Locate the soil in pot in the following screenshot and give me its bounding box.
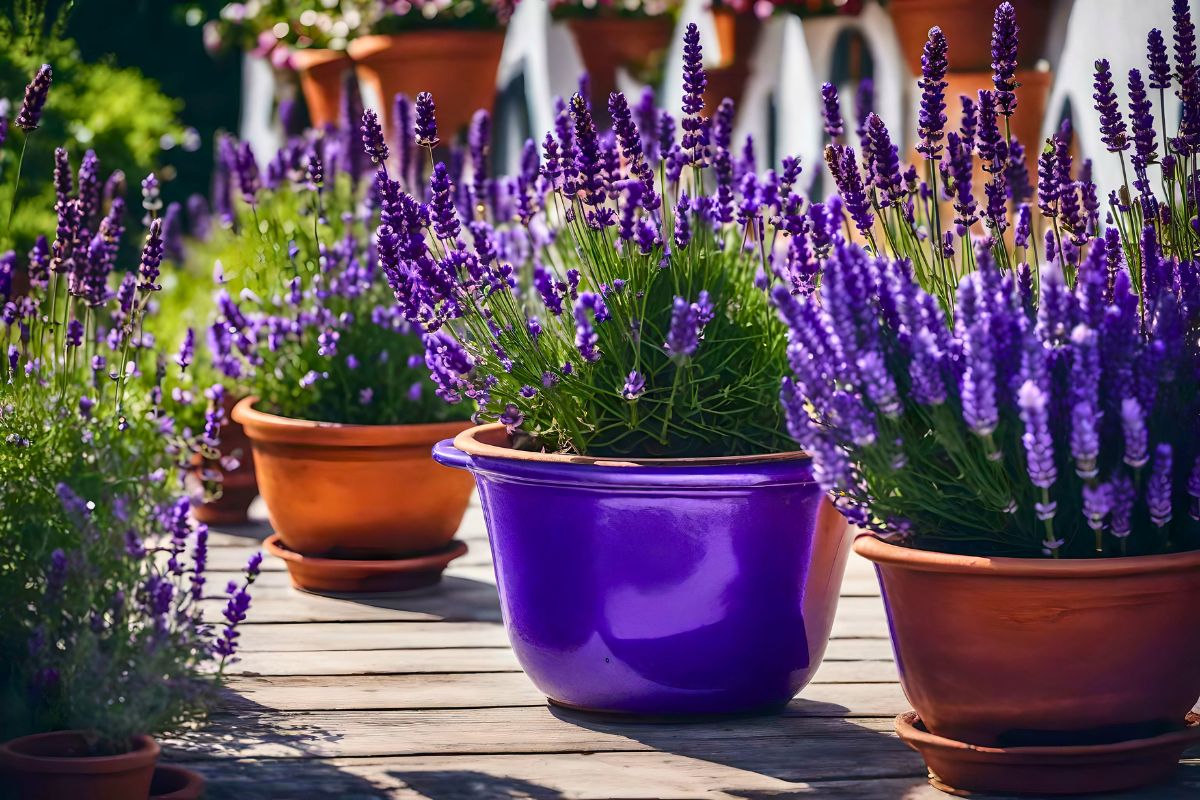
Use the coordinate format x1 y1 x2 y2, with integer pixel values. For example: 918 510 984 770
855 535 1200 749
433 423 852 715
0 731 159 800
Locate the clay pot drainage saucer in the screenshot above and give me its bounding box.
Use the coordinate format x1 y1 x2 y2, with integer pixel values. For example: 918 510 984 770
896 711 1200 796
265 534 468 594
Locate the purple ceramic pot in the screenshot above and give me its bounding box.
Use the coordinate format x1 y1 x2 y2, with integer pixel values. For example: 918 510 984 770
433 424 852 715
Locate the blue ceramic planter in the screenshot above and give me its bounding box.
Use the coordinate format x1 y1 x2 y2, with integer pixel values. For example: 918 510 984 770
433 424 851 715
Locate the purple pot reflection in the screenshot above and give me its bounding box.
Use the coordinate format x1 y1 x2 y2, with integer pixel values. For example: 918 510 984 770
433 424 851 715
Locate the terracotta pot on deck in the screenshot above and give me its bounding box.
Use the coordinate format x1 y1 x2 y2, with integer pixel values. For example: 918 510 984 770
0 731 159 800
888 0 1052 75
704 9 763 112
856 535 1200 794
291 48 353 128
233 397 474 591
566 17 676 124
348 31 505 145
192 393 258 526
149 764 206 800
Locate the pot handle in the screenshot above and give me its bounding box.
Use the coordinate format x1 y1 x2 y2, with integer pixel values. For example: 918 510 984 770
432 438 472 471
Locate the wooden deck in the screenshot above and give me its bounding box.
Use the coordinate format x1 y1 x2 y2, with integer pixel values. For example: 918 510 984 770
173 499 1200 799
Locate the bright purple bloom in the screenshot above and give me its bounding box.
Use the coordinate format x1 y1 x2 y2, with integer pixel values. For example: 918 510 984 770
680 23 708 164
1093 59 1129 153
820 83 844 140
991 2 1020 117
415 91 439 148
621 370 646 400
360 109 389 166
1148 28 1172 90
16 64 51 131
1148 444 1174 526
917 27 949 158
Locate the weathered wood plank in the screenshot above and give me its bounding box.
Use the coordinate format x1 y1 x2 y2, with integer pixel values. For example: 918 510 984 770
165 710 918 771
218 673 909 714
227 648 895 680
174 754 1200 800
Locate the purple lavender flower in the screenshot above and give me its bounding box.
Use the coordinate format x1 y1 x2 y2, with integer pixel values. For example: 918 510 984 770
917 27 949 159
1148 28 1172 90
680 23 708 164
674 192 692 249
1173 0 1197 83
1018 379 1057 490
360 109 389 166
864 113 903 207
138 218 164 293
415 91 439 148
1093 59 1129 153
621 370 646 400
234 143 261 205
665 295 701 359
16 64 52 132
469 109 491 204
573 292 606 363
571 94 605 207
991 2 1020 117
429 162 460 241
1127 68 1159 169
820 82 844 140
827 145 874 238
1148 443 1174 526
1121 396 1149 468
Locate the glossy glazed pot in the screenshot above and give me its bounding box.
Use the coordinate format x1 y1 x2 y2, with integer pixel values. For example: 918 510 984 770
0 731 159 800
233 397 474 559
291 48 353 128
889 0 1052 74
191 394 258 526
856 535 1200 748
348 31 505 145
434 424 852 715
566 17 675 125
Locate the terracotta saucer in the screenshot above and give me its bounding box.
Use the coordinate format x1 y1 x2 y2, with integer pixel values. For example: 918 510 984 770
896 711 1200 796
150 764 206 800
264 534 468 594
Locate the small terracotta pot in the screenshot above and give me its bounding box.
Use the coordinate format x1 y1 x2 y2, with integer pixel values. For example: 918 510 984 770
348 31 505 145
888 0 1052 74
232 397 474 559
149 764 206 800
291 48 354 128
704 9 763 113
566 17 676 124
192 394 259 526
856 535 1200 748
0 731 159 800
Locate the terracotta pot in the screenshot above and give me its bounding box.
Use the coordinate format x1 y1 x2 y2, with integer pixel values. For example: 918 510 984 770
191 394 259 526
291 48 353 128
0 731 159 800
856 535 1200 748
888 0 1052 75
149 764 206 800
704 9 763 112
566 17 676 124
232 397 474 559
348 31 505 145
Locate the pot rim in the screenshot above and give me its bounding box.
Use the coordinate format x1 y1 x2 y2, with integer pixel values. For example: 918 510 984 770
232 396 472 447
0 731 159 774
854 533 1200 577
347 29 506 59
289 47 352 66
454 422 806 468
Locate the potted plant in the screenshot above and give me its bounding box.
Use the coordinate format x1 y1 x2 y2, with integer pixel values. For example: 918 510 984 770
790 4 1200 793
206 117 474 593
347 0 515 145
0 69 260 799
377 25 852 715
553 0 679 126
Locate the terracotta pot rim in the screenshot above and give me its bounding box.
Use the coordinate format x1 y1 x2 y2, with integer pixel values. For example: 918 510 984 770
265 533 467 571
854 534 1200 577
290 47 352 67
0 731 159 774
232 396 471 447
896 711 1200 757
347 30 506 60
453 422 807 468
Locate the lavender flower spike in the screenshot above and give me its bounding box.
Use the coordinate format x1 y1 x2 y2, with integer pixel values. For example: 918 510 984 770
1148 444 1174 527
1147 28 1172 90
820 83 844 141
360 109 390 166
917 27 949 158
665 296 700 359
991 2 1020 118
415 91 439 148
1093 59 1129 153
680 23 708 165
1018 380 1057 505
138 218 165 293
16 64 52 132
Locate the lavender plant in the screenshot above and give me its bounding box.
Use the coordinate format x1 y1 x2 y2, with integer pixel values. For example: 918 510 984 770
376 24 812 458
1 89 259 749
783 2 1200 558
188 119 470 426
